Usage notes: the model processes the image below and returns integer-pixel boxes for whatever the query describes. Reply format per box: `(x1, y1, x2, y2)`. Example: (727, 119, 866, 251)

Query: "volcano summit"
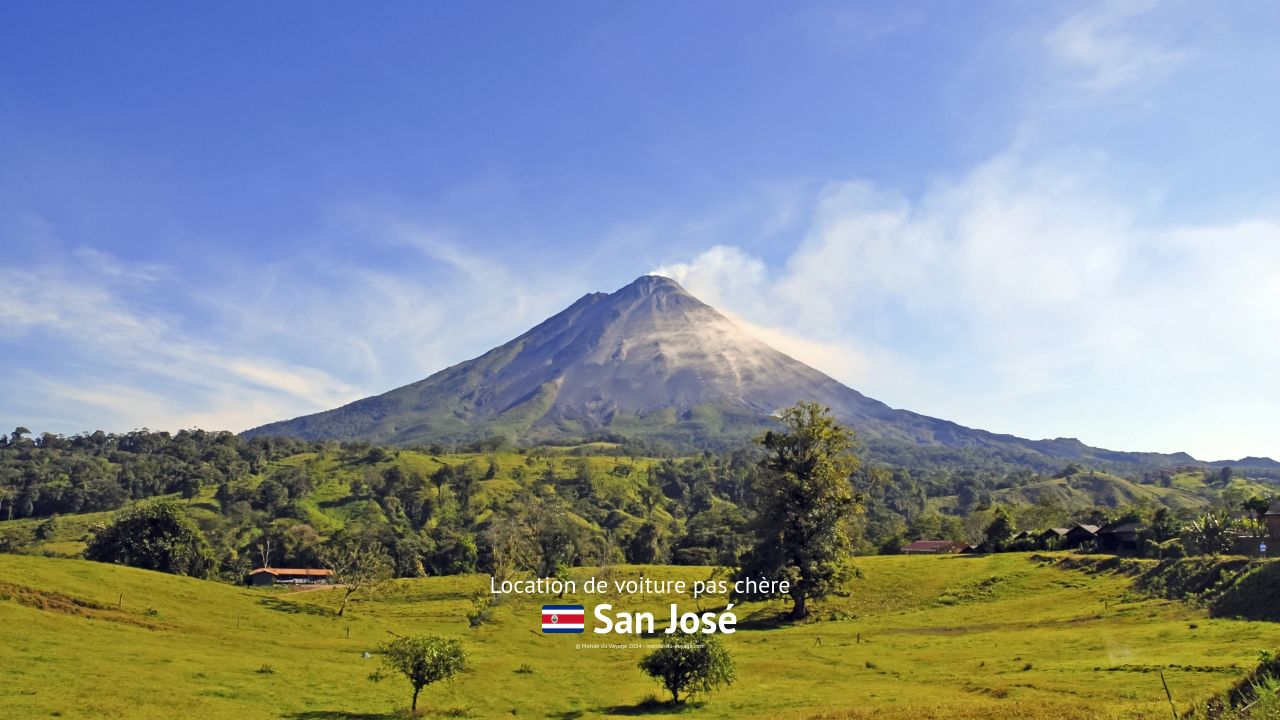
(243, 275, 1208, 469)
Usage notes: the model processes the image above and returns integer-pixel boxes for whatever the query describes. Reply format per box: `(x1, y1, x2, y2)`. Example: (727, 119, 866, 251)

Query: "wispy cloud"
(1046, 0, 1187, 93)
(655, 153, 1280, 460)
(0, 218, 579, 436)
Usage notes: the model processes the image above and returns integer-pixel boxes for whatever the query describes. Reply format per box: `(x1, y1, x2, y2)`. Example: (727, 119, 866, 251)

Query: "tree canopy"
(638, 634, 735, 704)
(737, 402, 861, 619)
(85, 500, 216, 577)
(379, 635, 466, 711)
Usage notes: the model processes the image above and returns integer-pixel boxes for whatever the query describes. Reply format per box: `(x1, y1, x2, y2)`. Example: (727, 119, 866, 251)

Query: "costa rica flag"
(541, 604, 585, 633)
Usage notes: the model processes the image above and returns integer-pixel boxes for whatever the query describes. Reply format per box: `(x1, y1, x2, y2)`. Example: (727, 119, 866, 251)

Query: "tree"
(1243, 496, 1275, 535)
(84, 501, 216, 577)
(1217, 466, 1235, 486)
(0, 486, 15, 521)
(379, 634, 465, 712)
(326, 537, 393, 617)
(1148, 507, 1182, 543)
(1184, 509, 1236, 556)
(638, 634, 735, 704)
(737, 402, 860, 620)
(482, 514, 539, 585)
(982, 507, 1016, 552)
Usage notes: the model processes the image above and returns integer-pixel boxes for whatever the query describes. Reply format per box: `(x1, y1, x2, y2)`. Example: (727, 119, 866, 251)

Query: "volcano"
(243, 275, 1205, 469)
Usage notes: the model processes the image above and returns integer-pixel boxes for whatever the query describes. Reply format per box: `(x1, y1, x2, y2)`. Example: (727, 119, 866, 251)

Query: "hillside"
(5, 436, 1274, 574)
(2, 553, 1276, 719)
(0, 446, 666, 563)
(242, 276, 1268, 474)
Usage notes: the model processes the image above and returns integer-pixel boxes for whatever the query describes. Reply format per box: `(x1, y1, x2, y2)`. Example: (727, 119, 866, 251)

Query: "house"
(1098, 522, 1147, 552)
(247, 568, 334, 587)
(901, 540, 971, 555)
(1062, 524, 1101, 549)
(1038, 528, 1069, 548)
(1268, 500, 1280, 540)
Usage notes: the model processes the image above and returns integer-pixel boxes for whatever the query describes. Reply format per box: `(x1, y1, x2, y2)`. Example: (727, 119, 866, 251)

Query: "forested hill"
(2, 427, 1277, 581)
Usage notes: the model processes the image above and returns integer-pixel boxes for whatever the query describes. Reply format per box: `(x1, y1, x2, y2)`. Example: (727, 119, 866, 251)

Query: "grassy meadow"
(2, 552, 1277, 719)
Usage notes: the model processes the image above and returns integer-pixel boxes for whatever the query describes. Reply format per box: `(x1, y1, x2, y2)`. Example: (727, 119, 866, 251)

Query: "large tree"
(738, 402, 860, 620)
(85, 500, 216, 577)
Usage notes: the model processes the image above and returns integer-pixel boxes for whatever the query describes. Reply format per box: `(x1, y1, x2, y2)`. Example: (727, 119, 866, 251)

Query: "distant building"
(901, 540, 971, 555)
(1037, 528, 1069, 548)
(1062, 524, 1101, 549)
(1267, 500, 1280, 540)
(1098, 523, 1146, 552)
(247, 568, 334, 587)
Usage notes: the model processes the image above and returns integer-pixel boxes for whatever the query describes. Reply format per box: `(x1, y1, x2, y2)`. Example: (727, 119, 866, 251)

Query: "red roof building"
(247, 568, 334, 586)
(901, 540, 971, 554)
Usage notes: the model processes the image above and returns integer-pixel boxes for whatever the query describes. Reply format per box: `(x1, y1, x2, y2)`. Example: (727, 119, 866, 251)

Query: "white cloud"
(659, 153, 1280, 460)
(0, 221, 577, 436)
(0, 254, 363, 433)
(1046, 0, 1187, 93)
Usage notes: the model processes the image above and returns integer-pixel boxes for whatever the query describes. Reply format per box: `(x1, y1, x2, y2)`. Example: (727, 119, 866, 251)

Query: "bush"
(1159, 538, 1187, 559)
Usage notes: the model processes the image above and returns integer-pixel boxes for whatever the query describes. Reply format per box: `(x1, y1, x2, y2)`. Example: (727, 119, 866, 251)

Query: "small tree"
(638, 634, 735, 704)
(982, 508, 1016, 552)
(379, 635, 466, 712)
(327, 538, 393, 617)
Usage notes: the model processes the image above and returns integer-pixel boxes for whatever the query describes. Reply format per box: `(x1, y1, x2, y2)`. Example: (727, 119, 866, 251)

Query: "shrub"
(638, 634, 735, 704)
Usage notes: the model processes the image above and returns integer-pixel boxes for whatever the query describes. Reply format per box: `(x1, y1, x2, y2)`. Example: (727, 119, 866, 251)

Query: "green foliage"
(326, 534, 393, 617)
(1211, 562, 1280, 622)
(84, 500, 216, 577)
(1184, 509, 1237, 556)
(738, 402, 860, 619)
(982, 508, 1016, 552)
(378, 634, 466, 711)
(638, 634, 735, 704)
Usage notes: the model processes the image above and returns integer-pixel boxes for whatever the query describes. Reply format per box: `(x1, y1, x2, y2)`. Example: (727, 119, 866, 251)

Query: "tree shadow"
(258, 596, 334, 617)
(733, 613, 790, 631)
(282, 707, 396, 712)
(598, 699, 704, 716)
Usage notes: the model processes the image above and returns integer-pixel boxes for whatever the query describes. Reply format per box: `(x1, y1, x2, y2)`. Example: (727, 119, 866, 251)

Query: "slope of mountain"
(243, 275, 1256, 471)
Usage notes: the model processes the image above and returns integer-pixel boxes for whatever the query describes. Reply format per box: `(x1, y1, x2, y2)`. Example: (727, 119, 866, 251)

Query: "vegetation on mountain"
(1, 424, 1275, 584)
(83, 500, 215, 578)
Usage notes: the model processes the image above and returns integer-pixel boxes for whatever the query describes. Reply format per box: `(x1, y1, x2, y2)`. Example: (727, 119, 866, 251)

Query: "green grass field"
(2, 552, 1275, 719)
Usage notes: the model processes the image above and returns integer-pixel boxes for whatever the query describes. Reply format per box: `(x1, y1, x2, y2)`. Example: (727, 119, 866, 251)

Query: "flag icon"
(541, 604, 585, 633)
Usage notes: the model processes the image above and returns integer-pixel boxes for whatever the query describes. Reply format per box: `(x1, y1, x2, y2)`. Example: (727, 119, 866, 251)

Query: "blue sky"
(2, 1, 1278, 460)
